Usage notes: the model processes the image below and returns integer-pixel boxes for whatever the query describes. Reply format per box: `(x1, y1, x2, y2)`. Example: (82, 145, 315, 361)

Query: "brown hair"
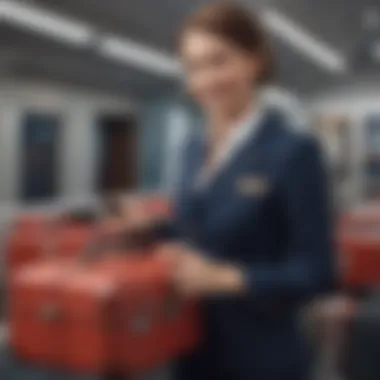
(179, 2, 274, 84)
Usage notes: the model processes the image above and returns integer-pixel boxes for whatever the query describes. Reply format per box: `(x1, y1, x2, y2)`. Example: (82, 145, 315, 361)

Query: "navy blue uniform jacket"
(160, 110, 334, 380)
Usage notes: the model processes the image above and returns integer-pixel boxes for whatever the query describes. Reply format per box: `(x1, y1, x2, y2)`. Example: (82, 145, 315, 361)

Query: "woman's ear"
(257, 46, 274, 84)
(251, 55, 264, 84)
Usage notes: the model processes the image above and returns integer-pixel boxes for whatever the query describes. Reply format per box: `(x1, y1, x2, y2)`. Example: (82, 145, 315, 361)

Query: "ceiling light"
(372, 41, 380, 61)
(262, 8, 347, 74)
(99, 35, 182, 77)
(0, 0, 94, 46)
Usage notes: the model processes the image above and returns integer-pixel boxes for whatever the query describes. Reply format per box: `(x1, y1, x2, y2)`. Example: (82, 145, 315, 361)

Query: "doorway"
(20, 112, 62, 202)
(97, 115, 138, 194)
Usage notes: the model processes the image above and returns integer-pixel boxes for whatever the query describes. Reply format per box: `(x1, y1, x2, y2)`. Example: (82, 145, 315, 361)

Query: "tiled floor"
(0, 316, 338, 380)
(1, 341, 345, 380)
(1, 348, 167, 380)
(0, 334, 170, 380)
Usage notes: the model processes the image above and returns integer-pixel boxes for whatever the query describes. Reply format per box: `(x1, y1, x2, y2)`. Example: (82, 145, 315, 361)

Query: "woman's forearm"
(122, 218, 179, 249)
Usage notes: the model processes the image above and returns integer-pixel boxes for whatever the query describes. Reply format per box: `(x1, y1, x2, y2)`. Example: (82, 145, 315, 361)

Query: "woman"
(118, 3, 334, 380)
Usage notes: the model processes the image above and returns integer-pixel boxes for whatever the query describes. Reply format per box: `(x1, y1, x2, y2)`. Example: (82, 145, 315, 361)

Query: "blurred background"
(1, 0, 380, 379)
(0, 0, 379, 207)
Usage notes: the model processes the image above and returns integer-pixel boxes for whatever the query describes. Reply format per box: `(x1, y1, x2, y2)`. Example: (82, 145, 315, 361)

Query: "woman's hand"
(101, 195, 155, 237)
(159, 243, 247, 297)
(120, 195, 155, 230)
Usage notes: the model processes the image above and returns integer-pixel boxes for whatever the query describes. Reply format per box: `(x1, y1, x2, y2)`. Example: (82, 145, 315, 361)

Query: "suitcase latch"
(39, 303, 61, 322)
(129, 299, 153, 335)
(129, 314, 151, 335)
(164, 293, 181, 321)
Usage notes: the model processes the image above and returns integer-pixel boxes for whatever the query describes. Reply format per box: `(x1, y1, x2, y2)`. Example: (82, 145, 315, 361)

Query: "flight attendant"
(117, 3, 334, 380)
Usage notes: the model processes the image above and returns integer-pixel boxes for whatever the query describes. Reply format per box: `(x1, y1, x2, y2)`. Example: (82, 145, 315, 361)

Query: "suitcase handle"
(79, 223, 115, 263)
(79, 194, 141, 263)
(38, 194, 157, 264)
(80, 193, 164, 263)
(41, 212, 97, 260)
(102, 193, 168, 252)
(34, 201, 122, 324)
(163, 289, 181, 321)
(127, 290, 182, 336)
(39, 302, 62, 323)
(36, 195, 121, 263)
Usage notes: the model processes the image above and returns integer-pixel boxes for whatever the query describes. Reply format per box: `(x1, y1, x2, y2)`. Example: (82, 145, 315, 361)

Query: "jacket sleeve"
(247, 136, 335, 303)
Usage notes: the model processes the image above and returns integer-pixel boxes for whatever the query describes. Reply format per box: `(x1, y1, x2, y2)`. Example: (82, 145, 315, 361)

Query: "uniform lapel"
(205, 109, 280, 197)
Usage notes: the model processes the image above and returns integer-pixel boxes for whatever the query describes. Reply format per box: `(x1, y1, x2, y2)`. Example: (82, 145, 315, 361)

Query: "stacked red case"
(337, 203, 380, 288)
(9, 251, 201, 375)
(7, 214, 94, 276)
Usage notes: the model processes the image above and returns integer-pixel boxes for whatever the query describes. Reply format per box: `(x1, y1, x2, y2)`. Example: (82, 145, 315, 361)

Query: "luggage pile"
(6, 196, 201, 376)
(310, 202, 380, 380)
(337, 202, 380, 290)
(336, 203, 380, 380)
(7, 210, 96, 277)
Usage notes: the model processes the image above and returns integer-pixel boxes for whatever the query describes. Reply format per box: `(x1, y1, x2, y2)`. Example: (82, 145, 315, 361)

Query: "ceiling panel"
(1, 0, 373, 97)
(0, 25, 177, 99)
(37, 0, 209, 51)
(271, 37, 336, 96)
(272, 0, 380, 52)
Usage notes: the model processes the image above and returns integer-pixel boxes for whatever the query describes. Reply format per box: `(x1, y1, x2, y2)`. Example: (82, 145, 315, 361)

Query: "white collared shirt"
(196, 102, 265, 189)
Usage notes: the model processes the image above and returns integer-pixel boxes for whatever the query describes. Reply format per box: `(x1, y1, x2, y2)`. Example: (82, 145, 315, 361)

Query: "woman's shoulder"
(266, 107, 320, 156)
(263, 108, 323, 171)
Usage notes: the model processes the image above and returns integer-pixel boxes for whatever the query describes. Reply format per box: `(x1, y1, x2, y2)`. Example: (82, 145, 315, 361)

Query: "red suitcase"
(8, 216, 97, 368)
(9, 258, 75, 367)
(7, 214, 94, 276)
(116, 254, 199, 372)
(337, 204, 380, 288)
(338, 230, 380, 288)
(8, 219, 113, 370)
(339, 202, 380, 229)
(12, 213, 46, 230)
(7, 214, 48, 274)
(60, 252, 201, 374)
(10, 247, 201, 374)
(56, 223, 94, 258)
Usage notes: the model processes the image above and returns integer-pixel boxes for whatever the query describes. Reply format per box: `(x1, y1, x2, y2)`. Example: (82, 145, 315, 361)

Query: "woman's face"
(181, 30, 261, 116)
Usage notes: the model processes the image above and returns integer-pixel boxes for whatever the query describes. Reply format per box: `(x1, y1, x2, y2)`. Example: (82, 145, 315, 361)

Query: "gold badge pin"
(236, 176, 270, 196)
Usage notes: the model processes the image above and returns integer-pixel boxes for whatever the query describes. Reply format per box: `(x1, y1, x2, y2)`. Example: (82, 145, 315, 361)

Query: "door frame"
(95, 113, 138, 194)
